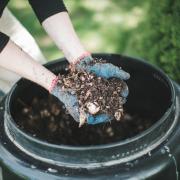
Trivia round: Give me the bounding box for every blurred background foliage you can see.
[8,0,180,82]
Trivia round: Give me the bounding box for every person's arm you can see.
[28,0,87,63]
[0,32,56,91]
[42,12,87,63]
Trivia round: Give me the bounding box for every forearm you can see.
[0,40,56,91]
[42,12,87,63]
[28,0,88,63]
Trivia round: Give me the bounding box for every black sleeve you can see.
[28,0,67,24]
[0,0,9,17]
[0,32,10,53]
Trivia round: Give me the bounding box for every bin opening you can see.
[10,56,172,146]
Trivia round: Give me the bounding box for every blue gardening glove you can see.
[74,55,130,124]
[51,84,112,125]
[76,56,130,98]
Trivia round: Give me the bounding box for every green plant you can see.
[131,0,180,82]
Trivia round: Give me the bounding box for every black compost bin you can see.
[0,54,179,180]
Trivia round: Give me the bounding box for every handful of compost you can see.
[51,55,130,127]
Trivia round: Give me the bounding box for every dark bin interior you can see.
[9,55,173,146]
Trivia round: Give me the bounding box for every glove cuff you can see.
[73,51,91,65]
[49,76,59,93]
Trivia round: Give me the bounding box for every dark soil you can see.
[58,61,126,126]
[14,95,154,146]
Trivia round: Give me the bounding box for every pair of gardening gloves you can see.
[51,56,130,125]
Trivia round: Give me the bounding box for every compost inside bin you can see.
[13,94,156,146]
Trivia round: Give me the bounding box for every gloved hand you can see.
[51,82,112,125]
[74,54,130,124]
[75,54,130,99]
[51,54,130,125]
